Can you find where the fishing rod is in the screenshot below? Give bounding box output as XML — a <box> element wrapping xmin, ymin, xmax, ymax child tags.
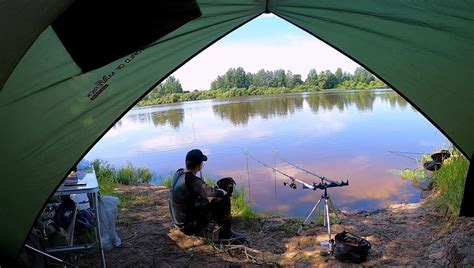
<box><xmin>388</xmin><ymin>150</ymin><xmax>424</xmax><ymax>162</ymax></box>
<box><xmin>245</xmin><ymin>153</ymin><xmax>316</xmax><ymax>190</ymax></box>
<box><xmin>276</xmin><ymin>155</ymin><xmax>348</xmax><ymax>186</ymax></box>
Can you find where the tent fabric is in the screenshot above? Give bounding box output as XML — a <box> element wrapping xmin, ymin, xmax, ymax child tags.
<box><xmin>0</xmin><ymin>0</ymin><xmax>473</xmax><ymax>260</ymax></box>
<box><xmin>0</xmin><ymin>0</ymin><xmax>74</xmax><ymax>90</ymax></box>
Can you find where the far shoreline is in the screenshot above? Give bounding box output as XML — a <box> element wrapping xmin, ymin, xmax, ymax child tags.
<box><xmin>133</xmin><ymin>87</ymin><xmax>392</xmax><ymax>110</ymax></box>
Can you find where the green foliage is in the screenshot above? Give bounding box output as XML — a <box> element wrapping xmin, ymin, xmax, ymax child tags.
<box><xmin>400</xmin><ymin>168</ymin><xmax>429</xmax><ymax>180</ymax></box>
<box><xmin>116</xmin><ymin>162</ymin><xmax>152</xmax><ymax>185</ymax></box>
<box><xmin>137</xmin><ymin>85</ymin><xmax>322</xmax><ymax>106</ymax></box>
<box><xmin>211</xmin><ymin>67</ymin><xmax>250</xmax><ymax>89</ymax></box>
<box><xmin>211</xmin><ymin>67</ymin><xmax>308</xmax><ymax>90</ymax></box>
<box><xmin>92</xmin><ymin>159</ymin><xmax>152</xmax><ymax>186</ymax></box>
<box><xmin>92</xmin><ymin>159</ymin><xmax>116</xmax><ymax>182</ymax></box>
<box><xmin>318</xmin><ymin>70</ymin><xmax>338</xmax><ymax>89</ymax></box>
<box><xmin>160</xmin><ymin>173</ymin><xmax>174</xmax><ymax>188</ymax></box>
<box><xmin>137</xmin><ymin>66</ymin><xmax>387</xmax><ymax>107</ymax></box>
<box><xmin>231</xmin><ymin>186</ymin><xmax>256</xmax><ymax>226</ymax></box>
<box><xmin>305</xmin><ymin>68</ymin><xmax>319</xmax><ymax>86</ymax></box>
<box><xmin>143</xmin><ymin>76</ymin><xmax>183</xmax><ymax>100</ymax></box>
<box><xmin>288</xmin><ymin>73</ymin><xmax>303</xmax><ymax>87</ymax></box>
<box><xmin>353</xmin><ymin>67</ymin><xmax>375</xmax><ymax>84</ymax></box>
<box><xmin>92</xmin><ymin>159</ymin><xmax>117</xmax><ymax>195</ymax></box>
<box><xmin>335</xmin><ymin>67</ymin><xmax>343</xmax><ymax>84</ymax></box>
<box><xmin>431</xmin><ymin>149</ymin><xmax>469</xmax><ymax>217</ymax></box>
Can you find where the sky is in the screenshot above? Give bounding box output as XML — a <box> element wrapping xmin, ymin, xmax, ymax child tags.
<box><xmin>172</xmin><ymin>14</ymin><xmax>360</xmax><ymax>91</ymax></box>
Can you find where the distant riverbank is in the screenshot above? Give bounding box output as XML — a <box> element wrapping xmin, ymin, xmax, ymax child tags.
<box><xmin>137</xmin><ymin>66</ymin><xmax>387</xmax><ymax>107</ymax></box>
<box><xmin>137</xmin><ymin>84</ymin><xmax>387</xmax><ymax>107</ymax></box>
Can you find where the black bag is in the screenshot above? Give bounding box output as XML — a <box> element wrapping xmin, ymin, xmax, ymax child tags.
<box><xmin>55</xmin><ymin>196</ymin><xmax>76</xmax><ymax>229</ymax></box>
<box><xmin>333</xmin><ymin>231</ymin><xmax>371</xmax><ymax>263</ymax></box>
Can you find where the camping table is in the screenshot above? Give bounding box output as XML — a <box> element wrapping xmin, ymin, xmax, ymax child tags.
<box><xmin>46</xmin><ymin>168</ymin><xmax>106</xmax><ymax>267</ymax></box>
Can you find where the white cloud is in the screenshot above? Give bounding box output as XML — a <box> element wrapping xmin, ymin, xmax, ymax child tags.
<box><xmin>172</xmin><ymin>35</ymin><xmax>359</xmax><ymax>91</ymax></box>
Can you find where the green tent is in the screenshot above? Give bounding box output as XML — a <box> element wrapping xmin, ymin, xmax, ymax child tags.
<box><xmin>1</xmin><ymin>0</ymin><xmax>473</xmax><ymax>261</ymax></box>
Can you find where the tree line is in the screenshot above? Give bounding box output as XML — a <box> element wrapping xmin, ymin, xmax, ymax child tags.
<box><xmin>210</xmin><ymin>67</ymin><xmax>383</xmax><ymax>90</ymax></box>
<box><xmin>139</xmin><ymin>67</ymin><xmax>387</xmax><ymax>106</ymax></box>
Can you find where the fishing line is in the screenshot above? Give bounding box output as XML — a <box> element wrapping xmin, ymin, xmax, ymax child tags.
<box><xmin>246</xmin><ymin>152</ymin><xmax>315</xmax><ymax>190</ymax></box>
<box><xmin>389</xmin><ymin>151</ymin><xmax>424</xmax><ymax>155</ymax></box>
<box><xmin>276</xmin><ymin>153</ymin><xmax>340</xmax><ymax>184</ymax></box>
<box><xmin>245</xmin><ymin>152</ymin><xmax>252</xmax><ymax>201</ymax></box>
<box><xmin>272</xmin><ymin>148</ymin><xmax>278</xmax><ymax>214</ymax></box>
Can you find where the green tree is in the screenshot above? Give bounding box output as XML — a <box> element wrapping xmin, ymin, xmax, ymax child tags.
<box><xmin>251</xmin><ymin>69</ymin><xmax>273</xmax><ymax>87</ymax></box>
<box><xmin>211</xmin><ymin>67</ymin><xmax>250</xmax><ymax>89</ymax></box>
<box><xmin>160</xmin><ymin>76</ymin><xmax>183</xmax><ymax>95</ymax></box>
<box><xmin>305</xmin><ymin>69</ymin><xmax>319</xmax><ymax>87</ymax></box>
<box><xmin>227</xmin><ymin>67</ymin><xmax>250</xmax><ymax>89</ymax></box>
<box><xmin>210</xmin><ymin>75</ymin><xmax>225</xmax><ymax>90</ymax></box>
<box><xmin>285</xmin><ymin>70</ymin><xmax>303</xmax><ymax>88</ymax></box>
<box><xmin>318</xmin><ymin>70</ymin><xmax>337</xmax><ymax>89</ymax></box>
<box><xmin>335</xmin><ymin>68</ymin><xmax>343</xmax><ymax>85</ymax></box>
<box><xmin>145</xmin><ymin>76</ymin><xmax>183</xmax><ymax>99</ymax></box>
<box><xmin>270</xmin><ymin>69</ymin><xmax>287</xmax><ymax>87</ymax></box>
<box><xmin>342</xmin><ymin>71</ymin><xmax>352</xmax><ymax>82</ymax></box>
<box><xmin>353</xmin><ymin>67</ymin><xmax>374</xmax><ymax>83</ymax></box>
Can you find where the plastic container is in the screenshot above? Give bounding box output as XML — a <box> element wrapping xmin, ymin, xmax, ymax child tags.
<box><xmin>320</xmin><ymin>240</ymin><xmax>332</xmax><ymax>256</ymax></box>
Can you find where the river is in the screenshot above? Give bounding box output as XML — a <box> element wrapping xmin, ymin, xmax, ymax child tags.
<box><xmin>86</xmin><ymin>89</ymin><xmax>448</xmax><ymax>216</ymax></box>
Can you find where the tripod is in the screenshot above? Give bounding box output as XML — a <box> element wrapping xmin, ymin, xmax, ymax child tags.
<box><xmin>245</xmin><ymin>153</ymin><xmax>347</xmax><ymax>241</ymax></box>
<box><xmin>297</xmin><ymin>186</ymin><xmax>339</xmax><ymax>241</ymax></box>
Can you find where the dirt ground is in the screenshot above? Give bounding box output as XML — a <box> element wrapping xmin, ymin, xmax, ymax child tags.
<box><xmin>73</xmin><ymin>185</ymin><xmax>474</xmax><ymax>267</ymax></box>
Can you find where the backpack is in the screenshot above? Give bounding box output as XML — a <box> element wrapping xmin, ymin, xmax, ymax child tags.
<box><xmin>333</xmin><ymin>231</ymin><xmax>371</xmax><ymax>263</ymax></box>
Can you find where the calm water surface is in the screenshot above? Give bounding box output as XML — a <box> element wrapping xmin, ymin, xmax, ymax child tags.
<box><xmin>86</xmin><ymin>89</ymin><xmax>448</xmax><ymax>216</ymax></box>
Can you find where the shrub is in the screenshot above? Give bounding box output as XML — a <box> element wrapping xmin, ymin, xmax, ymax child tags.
<box><xmin>431</xmin><ymin>149</ymin><xmax>469</xmax><ymax>217</ymax></box>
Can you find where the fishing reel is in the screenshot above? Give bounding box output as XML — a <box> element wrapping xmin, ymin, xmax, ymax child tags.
<box><xmin>283</xmin><ymin>181</ymin><xmax>297</xmax><ymax>189</ymax></box>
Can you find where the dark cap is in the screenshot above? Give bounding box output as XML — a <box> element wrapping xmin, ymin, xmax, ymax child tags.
<box><xmin>185</xmin><ymin>149</ymin><xmax>207</xmax><ymax>166</ymax></box>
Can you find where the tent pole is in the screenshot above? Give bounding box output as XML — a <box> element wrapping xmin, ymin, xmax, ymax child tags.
<box><xmin>459</xmin><ymin>155</ymin><xmax>473</xmax><ymax>217</ymax></box>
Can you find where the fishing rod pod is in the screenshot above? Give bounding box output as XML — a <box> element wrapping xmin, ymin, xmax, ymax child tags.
<box><xmin>247</xmin><ymin>152</ymin><xmax>347</xmax><ymax>242</ymax></box>
<box><xmin>312</xmin><ymin>179</ymin><xmax>349</xmax><ymax>190</ymax></box>
<box><xmin>277</xmin><ymin>155</ymin><xmax>349</xmax><ymax>188</ymax></box>
<box><xmin>247</xmin><ymin>153</ymin><xmax>349</xmax><ymax>191</ymax></box>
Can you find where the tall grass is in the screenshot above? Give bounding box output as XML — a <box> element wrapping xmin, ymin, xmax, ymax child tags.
<box><xmin>431</xmin><ymin>150</ymin><xmax>469</xmax><ymax>217</ymax></box>
<box><xmin>231</xmin><ymin>186</ymin><xmax>256</xmax><ymax>226</ymax></box>
<box><xmin>116</xmin><ymin>162</ymin><xmax>152</xmax><ymax>185</ymax></box>
<box><xmin>92</xmin><ymin>159</ymin><xmax>152</xmax><ymax>186</ymax></box>
<box><xmin>92</xmin><ymin>159</ymin><xmax>117</xmax><ymax>195</ymax></box>
<box><xmin>161</xmin><ymin>173</ymin><xmax>173</xmax><ymax>188</ymax></box>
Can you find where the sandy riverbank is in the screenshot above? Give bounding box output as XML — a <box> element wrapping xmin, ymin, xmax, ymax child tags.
<box><xmin>74</xmin><ymin>185</ymin><xmax>473</xmax><ymax>267</ymax></box>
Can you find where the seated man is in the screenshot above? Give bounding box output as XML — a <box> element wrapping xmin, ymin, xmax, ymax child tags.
<box><xmin>169</xmin><ymin>149</ymin><xmax>244</xmax><ymax>241</ymax></box>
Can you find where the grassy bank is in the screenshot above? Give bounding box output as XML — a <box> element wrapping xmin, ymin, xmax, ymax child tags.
<box><xmin>398</xmin><ymin>148</ymin><xmax>470</xmax><ymax>218</ymax></box>
<box><xmin>93</xmin><ymin>159</ymin><xmax>153</xmax><ymax>207</ymax></box>
<box><xmin>431</xmin><ymin>149</ymin><xmax>470</xmax><ymax>218</ymax></box>
<box><xmin>93</xmin><ymin>159</ymin><xmax>152</xmax><ymax>185</ymax></box>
